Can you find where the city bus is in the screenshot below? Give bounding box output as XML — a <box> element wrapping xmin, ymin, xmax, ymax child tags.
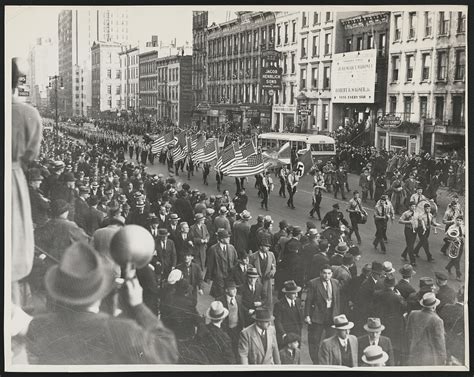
<box><xmin>258</xmin><ymin>132</ymin><xmax>336</xmax><ymax>162</ymax></box>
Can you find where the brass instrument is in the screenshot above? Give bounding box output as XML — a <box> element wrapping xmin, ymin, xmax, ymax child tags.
<box><xmin>446</xmin><ymin>228</ymin><xmax>461</xmax><ymax>259</ymax></box>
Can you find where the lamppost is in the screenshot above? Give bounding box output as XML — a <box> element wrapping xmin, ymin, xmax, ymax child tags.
<box><xmin>48</xmin><ymin>75</ymin><xmax>63</xmax><ymax>134</ymax></box>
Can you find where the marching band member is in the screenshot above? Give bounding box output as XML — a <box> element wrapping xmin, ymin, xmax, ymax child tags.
<box><xmin>399</xmin><ymin>202</ymin><xmax>419</xmax><ymax>267</ymax></box>
<box><xmin>309</xmin><ymin>183</ymin><xmax>325</xmax><ymax>220</ymax></box>
<box><xmin>440</xmin><ymin>195</ymin><xmax>463</xmax><ymax>256</ymax></box>
<box><xmin>445</xmin><ymin>216</ymin><xmax>465</xmax><ymax>281</ymax></box>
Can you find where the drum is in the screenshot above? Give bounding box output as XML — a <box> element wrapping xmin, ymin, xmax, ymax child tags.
<box><xmin>415</xmin><ymin>200</ymin><xmax>438</xmax><ymax>217</ymax></box>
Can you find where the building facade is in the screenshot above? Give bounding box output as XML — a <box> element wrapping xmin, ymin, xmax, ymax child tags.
<box><xmin>119</xmin><ymin>46</ymin><xmax>140</xmax><ymax>112</ymax></box>
<box><xmin>157</xmin><ymin>55</ymin><xmax>193</xmax><ymax>126</ymax></box>
<box><xmin>206</xmin><ymin>11</ymin><xmax>276</xmax><ymax>131</ymax></box>
<box><xmin>380</xmin><ymin>10</ymin><xmax>466</xmax><ymax>155</ymax></box>
<box><xmin>272</xmin><ymin>12</ymin><xmax>300</xmax><ymax>132</ymax></box>
<box><xmin>138</xmin><ymin>50</ymin><xmax>158</xmax><ymax>119</ymax></box>
<box><xmin>192</xmin><ymin>11</ymin><xmax>209</xmax><ymax>125</ymax></box>
<box><xmin>91</xmin><ymin>41</ymin><xmax>123</xmax><ymax>115</ymax></box>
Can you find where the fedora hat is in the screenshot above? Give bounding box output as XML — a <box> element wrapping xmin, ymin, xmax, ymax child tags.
<box><xmin>194</xmin><ymin>213</ymin><xmax>205</xmax><ymax>221</ymax></box>
<box><xmin>157</xmin><ymin>228</ymin><xmax>169</xmax><ymax>237</ymax></box>
<box><xmin>399</xmin><ymin>264</ymin><xmax>416</xmax><ymax>278</ymax></box>
<box><xmin>361</xmin><ymin>345</ymin><xmax>389</xmax><ymax>365</ymax></box>
<box><xmin>336</xmin><ymin>242</ymin><xmax>349</xmax><ymax>254</ymax></box>
<box><xmin>224</xmin><ymin>280</ymin><xmax>239</xmax><ymax>290</ymax></box>
<box><xmin>167</xmin><ymin>269</ymin><xmax>183</xmax><ymax>285</ymax></box>
<box><xmin>252</xmin><ymin>307</ymin><xmax>274</xmax><ymax>322</ymax></box>
<box><xmin>382</xmin><ymin>261</ymin><xmax>395</xmax><ymax>274</ymax></box>
<box><xmin>206</xmin><ymin>301</ymin><xmax>229</xmax><ymax>321</ymax></box>
<box><xmin>217</xmin><ymin>229</ymin><xmax>230</xmax><ymax>239</ymax></box>
<box><xmin>247</xmin><ymin>267</ymin><xmax>259</xmax><ymax>278</ymax></box>
<box><xmin>63</xmin><ymin>172</ymin><xmax>76</xmax><ymax>182</ymax></box>
<box><xmin>282</xmin><ymin>280</ymin><xmax>301</xmax><ymax>293</ymax></box>
<box><xmin>371</xmin><ymin>261</ymin><xmax>384</xmax><ymax>275</ymax></box>
<box><xmin>364</xmin><ymin>317</ymin><xmax>385</xmax><ymax>333</ymax></box>
<box><xmin>240</xmin><ymin>210</ymin><xmax>252</xmax><ymax>220</ymax></box>
<box><xmin>52</xmin><ymin>160</ymin><xmax>65</xmax><ymax>170</ymax></box>
<box><xmin>169</xmin><ymin>213</ymin><xmax>180</xmax><ymax>221</ymax></box>
<box><xmin>331</xmin><ymin>314</ymin><xmax>354</xmax><ymax>330</ymax></box>
<box><xmin>51</xmin><ymin>199</ymin><xmax>70</xmax><ymax>217</ymax></box>
<box><xmin>44</xmin><ymin>242</ymin><xmax>115</xmax><ymax>306</ymax></box>
<box><xmin>219</xmin><ymin>206</ymin><xmax>228</xmax><ymax>214</ymax></box>
<box><xmin>420</xmin><ymin>292</ymin><xmax>440</xmax><ymax>308</ymax></box>
<box><xmin>263</xmin><ymin>215</ymin><xmax>273</xmax><ymax>224</ymax></box>
<box><xmin>205</xmin><ymin>208</ymin><xmax>215</xmax><ymax>216</ymax></box>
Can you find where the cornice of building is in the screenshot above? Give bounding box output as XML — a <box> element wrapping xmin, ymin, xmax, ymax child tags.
<box><xmin>340</xmin><ymin>11</ymin><xmax>390</xmax><ymax>29</ymax></box>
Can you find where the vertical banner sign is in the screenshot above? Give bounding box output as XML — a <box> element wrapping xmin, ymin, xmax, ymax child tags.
<box><xmin>261</xmin><ymin>66</ymin><xmax>283</xmax><ymax>90</ymax></box>
<box><xmin>332</xmin><ymin>49</ymin><xmax>377</xmax><ymax>103</ymax></box>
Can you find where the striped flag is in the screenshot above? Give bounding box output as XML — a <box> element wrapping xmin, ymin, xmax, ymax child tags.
<box><xmin>226</xmin><ymin>153</ymin><xmax>265</xmax><ymax>177</ymax></box>
<box><xmin>151</xmin><ymin>131</ymin><xmax>174</xmax><ymax>154</ymax></box>
<box><xmin>192</xmin><ymin>136</ymin><xmax>206</xmax><ymax>161</ymax></box>
<box><xmin>215</xmin><ymin>142</ymin><xmax>237</xmax><ymax>172</ymax></box>
<box><xmin>172</xmin><ymin>133</ymin><xmax>187</xmax><ymax>162</ymax></box>
<box><xmin>187</xmin><ymin>134</ymin><xmax>198</xmax><ymax>153</ymax></box>
<box><xmin>239</xmin><ymin>140</ymin><xmax>257</xmax><ymax>160</ymax></box>
<box><xmin>198</xmin><ymin>138</ymin><xmax>218</xmax><ymax>163</ymax></box>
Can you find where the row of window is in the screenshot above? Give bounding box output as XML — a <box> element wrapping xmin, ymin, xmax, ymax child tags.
<box><xmin>300</xmin><ymin>32</ymin><xmax>332</xmax><ymax>59</ymax></box>
<box><xmin>391</xmin><ymin>49</ymin><xmax>465</xmax><ymax>83</ymax></box>
<box><xmin>157</xmin><ymin>67</ymin><xmax>180</xmax><ymax>82</ymax></box>
<box><xmin>344</xmin><ymin>33</ymin><xmax>386</xmax><ymax>55</ymax></box>
<box><xmin>299</xmin><ymin>65</ymin><xmax>332</xmax><ymax>90</ymax></box>
<box><xmin>208</xmin><ymin>57</ymin><xmax>268</xmax><ymax>81</ymax></box>
<box><xmin>207</xmin><ymin>84</ymin><xmax>272</xmax><ymax>105</ymax></box>
<box><xmin>393</xmin><ymin>11</ymin><xmax>466</xmax><ymax>42</ymax></box>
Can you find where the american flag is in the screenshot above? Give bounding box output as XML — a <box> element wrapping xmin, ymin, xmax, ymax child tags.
<box><xmin>215</xmin><ymin>142</ymin><xmax>237</xmax><ymax>172</ymax></box>
<box><xmin>151</xmin><ymin>131</ymin><xmax>174</xmax><ymax>154</ymax></box>
<box><xmin>239</xmin><ymin>140</ymin><xmax>257</xmax><ymax>159</ymax></box>
<box><xmin>187</xmin><ymin>134</ymin><xmax>198</xmax><ymax>153</ymax></box>
<box><xmin>197</xmin><ymin>138</ymin><xmax>217</xmax><ymax>163</ymax></box>
<box><xmin>226</xmin><ymin>153</ymin><xmax>265</xmax><ymax>177</ymax></box>
<box><xmin>221</xmin><ymin>140</ymin><xmax>255</xmax><ymax>174</ymax></box>
<box><xmin>172</xmin><ymin>144</ymin><xmax>187</xmax><ymax>162</ymax></box>
<box><xmin>192</xmin><ymin>136</ymin><xmax>206</xmax><ymax>161</ymax></box>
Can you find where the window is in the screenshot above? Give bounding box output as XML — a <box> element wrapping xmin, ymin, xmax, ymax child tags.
<box><xmin>302</xmin><ymin>12</ymin><xmax>308</xmax><ymax>27</ymax></box>
<box><xmin>300</xmin><ymin>68</ymin><xmax>307</xmax><ymax>89</ymax></box>
<box><xmin>107</xmin><ymin>85</ymin><xmax>112</xmax><ymax>94</ymax></box>
<box><xmin>392</xmin><ymin>56</ymin><xmax>400</xmax><ymax>81</ymax></box>
<box><xmin>282</xmin><ymin>84</ymin><xmax>286</xmax><ymax>104</ymax></box>
<box><xmin>394</xmin><ymin>14</ymin><xmax>402</xmax><ymax>41</ymax></box>
<box><xmin>356</xmin><ymin>37</ymin><xmax>363</xmax><ymax>51</ymax></box>
<box><xmin>323</xmin><ymin>66</ymin><xmax>330</xmax><ymax>88</ymax></box>
<box><xmin>345</xmin><ymin>38</ymin><xmax>352</xmax><ymax>52</ymax></box>
<box><xmin>419</xmin><ymin>96</ymin><xmax>428</xmax><ymax>118</ymax></box>
<box><xmin>290</xmin><ymin>84</ymin><xmax>294</xmax><ymax>104</ymax></box>
<box><xmin>403</xmin><ymin>96</ymin><xmax>412</xmax><ymax>121</ymax></box>
<box><xmin>438</xmin><ymin>12</ymin><xmax>449</xmax><ymax>35</ymax></box>
<box><xmin>324</xmin><ymin>33</ymin><xmax>331</xmax><ymax>55</ymax></box>
<box><xmin>437</xmin><ymin>51</ymin><xmax>447</xmax><ymax>80</ymax></box>
<box><xmin>283</xmin><ymin>53</ymin><xmax>288</xmax><ymax>74</ymax></box>
<box><xmin>378</xmin><ymin>33</ymin><xmax>386</xmax><ymax>56</ymax></box>
<box><xmin>326</xmin><ymin>12</ymin><xmax>331</xmax><ymax>22</ymax></box>
<box><xmin>311</xmin><ymin>66</ymin><xmax>318</xmax><ymax>88</ymax></box>
<box><xmin>116</xmin><ymin>85</ymin><xmax>120</xmax><ymax>95</ymax></box>
<box><xmin>108</xmin><ymin>99</ymin><xmax>112</xmax><ymax>107</ymax></box>
<box><xmin>406</xmin><ymin>55</ymin><xmax>414</xmax><ymax>81</ymax></box>
<box><xmin>435</xmin><ymin>96</ymin><xmax>444</xmax><ymax>120</ymax></box>
<box><xmin>292</xmin><ymin>21</ymin><xmax>296</xmax><ymax>43</ymax></box>
<box><xmin>107</xmin><ymin>69</ymin><xmax>112</xmax><ymax>78</ymax></box>
<box><xmin>312</xmin><ymin>35</ymin><xmax>319</xmax><ymax>56</ymax></box>
<box><xmin>452</xmin><ymin>96</ymin><xmax>464</xmax><ymax>126</ymax></box>
<box><xmin>389</xmin><ymin>96</ymin><xmax>397</xmax><ymax>114</ymax></box>
<box><xmin>455</xmin><ymin>49</ymin><xmax>465</xmax><ymax>80</ymax></box>
<box><xmin>301</xmin><ymin>37</ymin><xmax>307</xmax><ymax>58</ymax></box>
<box><xmin>291</xmin><ymin>53</ymin><xmax>295</xmax><ymax>73</ymax></box>
<box><xmin>277</xmin><ymin>25</ymin><xmax>281</xmax><ymax>45</ymax></box>
<box><xmin>261</xmin><ymin>27</ymin><xmax>267</xmax><ymax>45</ymax></box>
<box><xmin>367</xmin><ymin>35</ymin><xmax>373</xmax><ymax>49</ymax></box>
<box><xmin>408</xmin><ymin>12</ymin><xmax>417</xmax><ymax>39</ymax></box>
<box><xmin>422</xmin><ymin>53</ymin><xmax>431</xmax><ymax>80</ymax></box>
<box><xmin>457</xmin><ymin>12</ymin><xmax>466</xmax><ymax>33</ymax></box>
<box><xmin>313</xmin><ymin>12</ymin><xmax>319</xmax><ymax>25</ymax></box>
<box><xmin>322</xmin><ymin>104</ymin><xmax>329</xmax><ymax>129</ymax></box>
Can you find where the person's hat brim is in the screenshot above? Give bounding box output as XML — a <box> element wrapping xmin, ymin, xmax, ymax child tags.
<box><xmin>331</xmin><ymin>322</ymin><xmax>354</xmax><ymax>330</ymax></box>
<box><xmin>205</xmin><ymin>306</ymin><xmax>229</xmax><ymax>320</ymax></box>
<box><xmin>363</xmin><ymin>323</ymin><xmax>385</xmax><ymax>332</ymax></box>
<box><xmin>362</xmin><ymin>351</ymin><xmax>389</xmax><ymax>365</ymax></box>
<box><xmin>419</xmin><ymin>297</ymin><xmax>441</xmax><ymax>308</ymax></box>
<box><xmin>251</xmin><ymin>313</ymin><xmax>274</xmax><ymax>322</ymax></box>
<box><xmin>282</xmin><ymin>286</ymin><xmax>302</xmax><ymax>293</ymax></box>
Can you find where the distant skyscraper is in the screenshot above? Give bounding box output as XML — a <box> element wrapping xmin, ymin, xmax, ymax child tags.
<box><xmin>57</xmin><ymin>8</ymin><xmax>129</xmax><ymax>117</ymax></box>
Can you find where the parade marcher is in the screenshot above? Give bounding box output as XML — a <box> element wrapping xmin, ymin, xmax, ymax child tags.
<box><xmin>321</xmin><ymin>203</ymin><xmax>349</xmax><ymax>230</ymax></box>
<box><xmin>334</xmin><ymin>165</ymin><xmax>347</xmax><ymax>200</ymax></box>
<box><xmin>413</xmin><ymin>203</ymin><xmax>441</xmax><ymax>262</ymax></box>
<box><xmin>318</xmin><ymin>314</ymin><xmax>358</xmax><ymax>367</ymax></box>
<box><xmin>309</xmin><ymin>182</ymin><xmax>324</xmax><ymax>220</ymax></box>
<box><xmin>405</xmin><ymin>292</ymin><xmax>446</xmax><ymax>366</ymax></box>
<box><xmin>286</xmin><ymin>170</ymin><xmax>298</xmax><ymax>209</ymax></box>
<box><xmin>273</xmin><ymin>280</ymin><xmax>303</xmax><ymax>348</ymax></box>
<box><xmin>374</xmin><ymin>174</ymin><xmax>387</xmax><ymax>202</ymax></box>
<box><xmin>205</xmin><ymin>229</ymin><xmax>238</xmax><ymax>298</ymax></box>
<box><xmin>26</xmin><ymin>242</ymin><xmax>178</xmax><ymax>364</ymax></box>
<box><xmin>399</xmin><ymin>201</ymin><xmax>419</xmax><ymax>266</ymax></box>
<box><xmin>372</xmin><ymin>195</ymin><xmax>391</xmax><ymax>253</ymax></box>
<box><xmin>395</xmin><ymin>264</ymin><xmax>417</xmax><ymax>300</ymax></box>
<box><xmin>305</xmin><ymin>264</ymin><xmax>341</xmax><ymax>364</ymax></box>
<box><xmin>238</xmin><ymin>307</ymin><xmax>281</xmax><ymax>365</ymax></box>
<box><xmin>189</xmin><ymin>213</ymin><xmax>210</xmax><ymax>274</ymax></box>
<box><xmin>279</xmin><ymin>333</ymin><xmax>301</xmax><ymax>364</ymax></box>
<box><xmin>358</xmin><ymin>168</ymin><xmax>372</xmax><ymax>203</ymax></box>
<box><xmin>440</xmin><ymin>195</ymin><xmax>463</xmax><ymax>255</ymax></box>
<box><xmin>444</xmin><ymin>215</ymin><xmax>464</xmax><ymax>281</ymax></box>
<box><xmin>248</xmin><ymin>214</ymin><xmax>264</xmax><ymax>253</ymax></box>
<box><xmin>434</xmin><ymin>271</ymin><xmax>456</xmax><ymax>313</ymax></box>
<box><xmin>233</xmin><ymin>210</ymin><xmax>251</xmax><ymax>258</ymax></box>
<box><xmin>439</xmin><ymin>287</ymin><xmax>464</xmax><ymax>365</ymax></box>
<box><xmin>260</xmin><ymin>171</ymin><xmax>273</xmax><ymax>211</ymax></box>
<box><xmin>278</xmin><ymin>166</ymin><xmax>288</xmax><ymax>198</ymax></box>
<box><xmin>357</xmin><ymin>318</ymin><xmax>394</xmax><ymax>366</ymax></box>
<box><xmin>347</xmin><ymin>191</ymin><xmax>366</xmax><ymax>245</ymax></box>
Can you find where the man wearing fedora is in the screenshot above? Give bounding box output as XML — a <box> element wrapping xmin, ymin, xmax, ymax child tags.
<box><xmin>354</xmin><ymin>261</ymin><xmax>383</xmax><ymax>326</ymax></box>
<box><xmin>273</xmin><ymin>280</ymin><xmax>304</xmax><ymax>348</ymax></box>
<box><xmin>238</xmin><ymin>307</ymin><xmax>281</xmax><ymax>364</ymax></box>
<box><xmin>371</xmin><ymin>274</ymin><xmax>406</xmax><ymax>365</ymax></box>
<box><xmin>155</xmin><ymin>228</ymin><xmax>177</xmax><ymax>282</ymax></box>
<box><xmin>230</xmin><ymin>255</ymin><xmax>250</xmax><ymax>289</ymax></box>
<box><xmin>434</xmin><ymin>271</ymin><xmax>456</xmax><ymax>312</ymax></box>
<box><xmin>74</xmin><ymin>185</ymin><xmax>91</xmax><ymax>231</ymax></box>
<box><xmin>174</xmin><ymin>221</ymin><xmax>194</xmax><ymax>264</ymax></box>
<box><xmin>357</xmin><ymin>318</ymin><xmax>394</xmax><ymax>366</ymax></box>
<box><xmin>249</xmin><ymin>239</ymin><xmax>276</xmax><ymax>307</ymax></box>
<box><xmin>276</xmin><ymin>226</ymin><xmax>303</xmax><ymax>295</ymax></box>
<box><xmin>176</xmin><ymin>248</ymin><xmax>204</xmax><ymax>305</ymax></box>
<box><xmin>395</xmin><ymin>264</ymin><xmax>417</xmax><ymax>300</ymax></box>
<box><xmin>206</xmin><ymin>229</ymin><xmax>238</xmax><ymax>298</ymax></box>
<box><xmin>305</xmin><ymin>264</ymin><xmax>341</xmax><ymax>364</ymax></box>
<box><xmin>439</xmin><ymin>287</ymin><xmax>464</xmax><ymax>365</ymax></box>
<box><xmin>329</xmin><ymin>242</ymin><xmax>349</xmax><ymax>267</ymax></box>
<box><xmin>308</xmin><ymin>239</ymin><xmax>330</xmax><ymax>281</ymax></box>
<box><xmin>361</xmin><ymin>345</ymin><xmax>389</xmax><ymax>367</ymax></box>
<box><xmin>26</xmin><ymin>242</ymin><xmax>178</xmax><ymax>364</ymax></box>
<box><xmin>196</xmin><ymin>301</ymin><xmax>236</xmax><ymax>364</ymax></box>
<box><xmin>406</xmin><ymin>292</ymin><xmax>446</xmax><ymax>366</ymax></box>
<box><xmin>189</xmin><ymin>213</ymin><xmax>210</xmax><ymax>273</ymax></box>
<box><xmin>218</xmin><ymin>280</ymin><xmax>246</xmax><ymax>357</ymax></box>
<box><xmin>318</xmin><ymin>314</ymin><xmax>358</xmax><ymax>367</ymax></box>
<box><xmin>28</xmin><ymin>168</ymin><xmax>50</xmax><ymax>229</ymax></box>
<box><xmin>214</xmin><ymin>206</ymin><xmax>232</xmax><ymax>235</ymax></box>
<box><xmin>240</xmin><ymin>267</ymin><xmax>266</xmax><ymax>326</ymax></box>
<box><xmin>85</xmin><ymin>196</ymin><xmax>106</xmax><ymax>236</ymax></box>
<box><xmin>406</xmin><ymin>277</ymin><xmax>436</xmax><ymax>314</ymax></box>
<box><xmin>322</xmin><ymin>203</ymin><xmax>349</xmax><ymax>229</ymax></box>
<box><xmin>167</xmin><ymin>213</ymin><xmax>181</xmax><ymax>243</ymax></box>
<box><xmin>233</xmin><ymin>210</ymin><xmax>252</xmax><ymax>258</ymax></box>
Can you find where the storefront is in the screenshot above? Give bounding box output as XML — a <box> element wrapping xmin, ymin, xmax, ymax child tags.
<box><xmin>375</xmin><ymin>117</ymin><xmax>421</xmax><ymax>154</ymax></box>
<box><xmin>422</xmin><ymin>123</ymin><xmax>465</xmax><ymax>158</ymax></box>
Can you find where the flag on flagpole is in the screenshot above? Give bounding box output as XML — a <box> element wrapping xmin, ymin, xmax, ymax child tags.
<box><xmin>277</xmin><ymin>142</ymin><xmax>291</xmax><ymax>164</ymax></box>
<box><xmin>151</xmin><ymin>131</ymin><xmax>174</xmax><ymax>154</ymax></box>
<box><xmin>187</xmin><ymin>134</ymin><xmax>198</xmax><ymax>153</ymax></box>
<box><xmin>215</xmin><ymin>142</ymin><xmax>237</xmax><ymax>171</ymax></box>
<box><xmin>221</xmin><ymin>140</ymin><xmax>255</xmax><ymax>173</ymax></box>
<box><xmin>192</xmin><ymin>136</ymin><xmax>206</xmax><ymax>161</ymax></box>
<box><xmin>172</xmin><ymin>132</ymin><xmax>187</xmax><ymax>162</ymax></box>
<box><xmin>294</xmin><ymin>148</ymin><xmax>313</xmax><ymax>179</ymax></box>
<box><xmin>226</xmin><ymin>153</ymin><xmax>265</xmax><ymax>177</ymax></box>
<box><xmin>199</xmin><ymin>138</ymin><xmax>218</xmax><ymax>163</ymax></box>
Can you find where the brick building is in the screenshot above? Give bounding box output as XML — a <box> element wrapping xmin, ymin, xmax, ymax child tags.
<box><xmin>138</xmin><ymin>50</ymin><xmax>158</xmax><ymax>119</ymax></box>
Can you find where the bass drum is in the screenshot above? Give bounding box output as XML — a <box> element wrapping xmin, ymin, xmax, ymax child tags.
<box><xmin>415</xmin><ymin>200</ymin><xmax>438</xmax><ymax>217</ymax></box>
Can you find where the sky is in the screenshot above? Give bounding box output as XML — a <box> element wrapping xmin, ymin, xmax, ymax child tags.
<box><xmin>5</xmin><ymin>6</ymin><xmax>231</xmax><ymax>61</ymax></box>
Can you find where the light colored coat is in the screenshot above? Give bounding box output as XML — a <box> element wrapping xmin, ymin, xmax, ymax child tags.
<box><xmin>238</xmin><ymin>323</ymin><xmax>281</xmax><ymax>364</ymax></box>
<box><xmin>249</xmin><ymin>250</ymin><xmax>276</xmax><ymax>307</ymax></box>
<box><xmin>318</xmin><ymin>334</ymin><xmax>358</xmax><ymax>367</ymax></box>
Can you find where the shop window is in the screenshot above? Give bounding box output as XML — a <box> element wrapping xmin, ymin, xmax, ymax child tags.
<box><xmin>356</xmin><ymin>37</ymin><xmax>363</xmax><ymax>51</ymax></box>
<box><xmin>345</xmin><ymin>38</ymin><xmax>352</xmax><ymax>52</ymax></box>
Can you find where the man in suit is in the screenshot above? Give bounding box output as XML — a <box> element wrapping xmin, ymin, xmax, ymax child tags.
<box><xmin>155</xmin><ymin>228</ymin><xmax>177</xmax><ymax>282</ymax></box>
<box><xmin>174</xmin><ymin>221</ymin><xmax>194</xmax><ymax>265</ymax></box>
<box><xmin>439</xmin><ymin>287</ymin><xmax>464</xmax><ymax>365</ymax></box>
<box><xmin>176</xmin><ymin>249</ymin><xmax>204</xmax><ymax>305</ymax></box>
<box><xmin>249</xmin><ymin>239</ymin><xmax>276</xmax><ymax>308</ymax></box>
<box><xmin>248</xmin><ymin>215</ymin><xmax>264</xmax><ymax>253</ymax></box>
<box><xmin>205</xmin><ymin>229</ymin><xmax>238</xmax><ymax>298</ymax></box>
<box><xmin>308</xmin><ymin>239</ymin><xmax>330</xmax><ymax>281</ymax></box>
<box><xmin>273</xmin><ymin>280</ymin><xmax>304</xmax><ymax>348</ymax></box>
<box><xmin>26</xmin><ymin>242</ymin><xmax>177</xmax><ymax>364</ymax></box>
<box><xmin>85</xmin><ymin>196</ymin><xmax>105</xmax><ymax>236</ymax></box>
<box><xmin>28</xmin><ymin>168</ymin><xmax>50</xmax><ymax>228</ymax></box>
<box><xmin>353</xmin><ymin>261</ymin><xmax>383</xmax><ymax>328</ymax></box>
<box><xmin>304</xmin><ymin>264</ymin><xmax>341</xmax><ymax>364</ymax></box>
<box><xmin>240</xmin><ymin>267</ymin><xmax>266</xmax><ymax>326</ymax></box>
<box><xmin>166</xmin><ymin>213</ymin><xmax>181</xmax><ymax>243</ymax></box>
<box><xmin>406</xmin><ymin>292</ymin><xmax>446</xmax><ymax>366</ymax></box>
<box><xmin>395</xmin><ymin>264</ymin><xmax>417</xmax><ymax>300</ymax></box>
<box><xmin>233</xmin><ymin>210</ymin><xmax>252</xmax><ymax>257</ymax></box>
<box><xmin>214</xmin><ymin>206</ymin><xmax>232</xmax><ymax>235</ymax></box>
<box><xmin>156</xmin><ymin>205</ymin><xmax>169</xmax><ymax>229</ymax></box>
<box><xmin>238</xmin><ymin>307</ymin><xmax>281</xmax><ymax>364</ymax></box>
<box><xmin>74</xmin><ymin>185</ymin><xmax>91</xmax><ymax>231</ymax></box>
<box><xmin>189</xmin><ymin>213</ymin><xmax>209</xmax><ymax>274</ymax></box>
<box><xmin>357</xmin><ymin>318</ymin><xmax>395</xmax><ymax>366</ymax></box>
<box><xmin>196</xmin><ymin>301</ymin><xmax>235</xmax><ymax>364</ymax></box>
<box><xmin>434</xmin><ymin>271</ymin><xmax>456</xmax><ymax>312</ymax></box>
<box><xmin>318</xmin><ymin>314</ymin><xmax>358</xmax><ymax>367</ymax></box>
<box><xmin>218</xmin><ymin>280</ymin><xmax>246</xmax><ymax>357</ymax></box>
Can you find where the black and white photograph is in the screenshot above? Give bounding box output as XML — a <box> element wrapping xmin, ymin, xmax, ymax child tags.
<box><xmin>5</xmin><ymin>5</ymin><xmax>468</xmax><ymax>371</ymax></box>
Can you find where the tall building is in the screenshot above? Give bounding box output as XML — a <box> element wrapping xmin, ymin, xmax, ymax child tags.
<box><xmin>57</xmin><ymin>9</ymin><xmax>128</xmax><ymax>117</ymax></box>
<box><xmin>157</xmin><ymin>55</ymin><xmax>193</xmax><ymax>126</ymax></box>
<box><xmin>91</xmin><ymin>41</ymin><xmax>123</xmax><ymax>115</ymax></box>
<box><xmin>192</xmin><ymin>11</ymin><xmax>209</xmax><ymax>125</ymax></box>
<box><xmin>205</xmin><ymin>11</ymin><xmax>276</xmax><ymax>131</ymax></box>
<box><xmin>28</xmin><ymin>37</ymin><xmax>58</xmax><ymax>110</ymax></box>
<box><xmin>272</xmin><ymin>12</ymin><xmax>300</xmax><ymax>132</ymax></box>
<box><xmin>381</xmin><ymin>9</ymin><xmax>466</xmax><ymax>155</ymax></box>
